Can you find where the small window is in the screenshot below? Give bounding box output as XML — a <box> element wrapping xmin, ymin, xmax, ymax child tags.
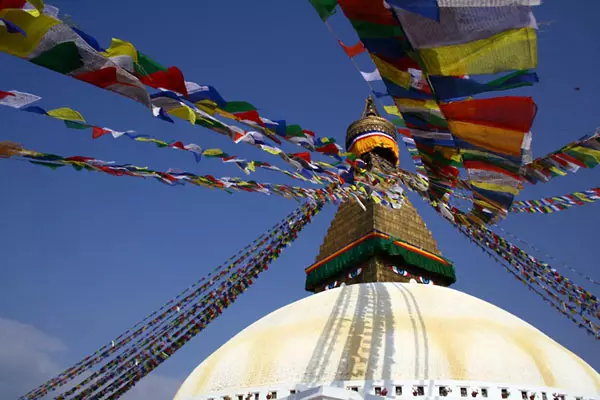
<box><xmin>481</xmin><ymin>389</ymin><xmax>488</xmax><ymax>398</ymax></box>
<box><xmin>395</xmin><ymin>386</ymin><xmax>402</xmax><ymax>396</ymax></box>
<box><xmin>417</xmin><ymin>387</ymin><xmax>425</xmax><ymax>396</ymax></box>
<box><xmin>350</xmin><ymin>387</ymin><xmax>359</xmax><ymax>392</ymax></box>
<box><xmin>439</xmin><ymin>387</ymin><xmax>449</xmax><ymax>397</ymax></box>
<box><xmin>575</xmin><ymin>397</ymin><xmax>583</xmax><ymax>400</ymax></box>
<box><xmin>237</xmin><ymin>396</ymin><xmax>243</xmax><ymax>400</ymax></box>
<box><xmin>254</xmin><ymin>393</ymin><xmax>259</xmax><ymax>400</ymax></box>
<box><xmin>269</xmin><ymin>392</ymin><xmax>277</xmax><ymax>400</ymax></box>
<box><xmin>542</xmin><ymin>394</ymin><xmax>547</xmax><ymax>400</ymax></box>
<box><xmin>461</xmin><ymin>388</ymin><xmax>468</xmax><ymax>397</ymax></box>
<box><xmin>522</xmin><ymin>392</ymin><xmax>528</xmax><ymax>400</ymax></box>
<box><xmin>501</xmin><ymin>389</ymin><xmax>509</xmax><ymax>399</ymax></box>
<box><xmin>290</xmin><ymin>390</ymin><xmax>296</xmax><ymax>395</ymax></box>
<box><xmin>375</xmin><ymin>387</ymin><xmax>382</xmax><ymax>395</ymax></box>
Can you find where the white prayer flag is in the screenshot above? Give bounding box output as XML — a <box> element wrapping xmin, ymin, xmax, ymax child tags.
<box><xmin>0</xmin><ymin>90</ymin><xmax>41</xmax><ymax>109</ymax></box>
<box><xmin>360</xmin><ymin>69</ymin><xmax>382</xmax><ymax>82</ymax></box>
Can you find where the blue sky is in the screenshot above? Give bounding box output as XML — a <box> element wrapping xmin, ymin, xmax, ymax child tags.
<box><xmin>0</xmin><ymin>1</ymin><xmax>599</xmax><ymax>398</ymax></box>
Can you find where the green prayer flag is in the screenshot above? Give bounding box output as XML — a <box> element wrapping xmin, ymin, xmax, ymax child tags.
<box><xmin>64</xmin><ymin>121</ymin><xmax>91</xmax><ymax>130</ymax></box>
<box><xmin>29</xmin><ymin>161</ymin><xmax>64</xmax><ymax>170</ymax></box>
<box><xmin>350</xmin><ymin>20</ymin><xmax>403</xmax><ymax>39</ymax></box>
<box><xmin>309</xmin><ymin>0</ymin><xmax>337</xmax><ymax>21</ymax></box>
<box><xmin>286</xmin><ymin>125</ymin><xmax>305</xmax><ymax>137</ymax></box>
<box><xmin>134</xmin><ymin>52</ymin><xmax>167</xmax><ymax>77</ymax></box>
<box><xmin>31</xmin><ymin>42</ymin><xmax>83</xmax><ymax>74</ymax></box>
<box><xmin>223</xmin><ymin>101</ymin><xmax>256</xmax><ymax>113</ymax></box>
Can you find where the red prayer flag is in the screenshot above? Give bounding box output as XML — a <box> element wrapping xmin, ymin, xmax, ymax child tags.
<box><xmin>291</xmin><ymin>152</ymin><xmax>312</xmax><ymax>163</ymax></box>
<box><xmin>92</xmin><ymin>127</ymin><xmax>110</xmax><ymax>139</ymax></box>
<box><xmin>397</xmin><ymin>128</ymin><xmax>411</xmax><ymax>137</ymax></box>
<box><xmin>440</xmin><ymin>97</ymin><xmax>537</xmax><ymax>132</ymax></box>
<box><xmin>0</xmin><ymin>0</ymin><xmax>26</xmax><ymax>11</ymax></box>
<box><xmin>316</xmin><ymin>143</ymin><xmax>340</xmax><ymax>155</ymax></box>
<box><xmin>169</xmin><ymin>141</ymin><xmax>186</xmax><ymax>150</ymax></box>
<box><xmin>76</xmin><ymin>68</ymin><xmax>119</xmax><ymax>89</ymax></box>
<box><xmin>234</xmin><ymin>110</ymin><xmax>264</xmax><ymax>126</ymax></box>
<box><xmin>0</xmin><ymin>90</ymin><xmax>15</xmax><ymax>101</ymax></box>
<box><xmin>139</xmin><ymin>66</ymin><xmax>188</xmax><ymax>96</ymax></box>
<box><xmin>65</xmin><ymin>156</ymin><xmax>93</xmax><ymax>162</ymax></box>
<box><xmin>338</xmin><ymin>40</ymin><xmax>366</xmax><ymax>58</ymax></box>
<box><xmin>337</xmin><ymin>0</ymin><xmax>397</xmax><ymax>25</ymax></box>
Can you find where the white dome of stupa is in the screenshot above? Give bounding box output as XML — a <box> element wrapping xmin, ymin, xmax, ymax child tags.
<box><xmin>174</xmin><ymin>283</ymin><xmax>600</xmax><ymax>400</ymax></box>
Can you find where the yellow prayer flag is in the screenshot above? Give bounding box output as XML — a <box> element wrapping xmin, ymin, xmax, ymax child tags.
<box><xmin>194</xmin><ymin>100</ymin><xmax>218</xmax><ymax>115</ymax></box>
<box><xmin>571</xmin><ymin>146</ymin><xmax>600</xmax><ymax>162</ymax></box>
<box><xmin>0</xmin><ymin>9</ymin><xmax>59</xmax><ymax>58</ymax></box>
<box><xmin>395</xmin><ymin>98</ymin><xmax>440</xmax><ymax>113</ymax></box>
<box><xmin>103</xmin><ymin>38</ymin><xmax>138</xmax><ymax>63</ymax></box>
<box><xmin>47</xmin><ymin>107</ymin><xmax>86</xmax><ymax>122</ymax></box>
<box><xmin>548</xmin><ymin>166</ymin><xmax>567</xmax><ymax>176</ymax></box>
<box><xmin>203</xmin><ymin>148</ymin><xmax>225</xmax><ymax>157</ymax></box>
<box><xmin>217</xmin><ymin>109</ymin><xmax>238</xmax><ymax>120</ymax></box>
<box><xmin>135</xmin><ymin>138</ymin><xmax>169</xmax><ymax>146</ymax></box>
<box><xmin>167</xmin><ymin>105</ymin><xmax>197</xmax><ymax>125</ymax></box>
<box><xmin>371</xmin><ymin>55</ymin><xmax>411</xmax><ymax>89</ymax></box>
<box><xmin>28</xmin><ymin>0</ymin><xmax>45</xmax><ymax>11</ymax></box>
<box><xmin>471</xmin><ymin>181</ymin><xmax>521</xmax><ymax>195</ymax></box>
<box><xmin>259</xmin><ymin>145</ymin><xmax>283</xmax><ymax>156</ymax></box>
<box><xmin>448</xmin><ymin>120</ymin><xmax>524</xmax><ymax>157</ymax></box>
<box><xmin>383</xmin><ymin>105</ymin><xmax>402</xmax><ymax>117</ymax></box>
<box><xmin>419</xmin><ymin>28</ymin><xmax>538</xmax><ymax>76</ymax></box>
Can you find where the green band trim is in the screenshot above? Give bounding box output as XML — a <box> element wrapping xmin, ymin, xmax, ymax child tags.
<box><xmin>306</xmin><ymin>236</ymin><xmax>456</xmax><ymax>289</ymax></box>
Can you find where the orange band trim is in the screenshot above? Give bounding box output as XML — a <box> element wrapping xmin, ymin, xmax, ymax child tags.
<box><xmin>305</xmin><ymin>231</ymin><xmax>449</xmax><ymax>274</ymax></box>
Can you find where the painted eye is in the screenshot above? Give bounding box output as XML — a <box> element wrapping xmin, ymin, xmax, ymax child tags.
<box><xmin>325</xmin><ymin>281</ymin><xmax>339</xmax><ymax>290</ymax></box>
<box><xmin>418</xmin><ymin>276</ymin><xmax>434</xmax><ymax>285</ymax></box>
<box><xmin>348</xmin><ymin>267</ymin><xmax>363</xmax><ymax>279</ymax></box>
<box><xmin>391</xmin><ymin>266</ymin><xmax>409</xmax><ymax>276</ymax></box>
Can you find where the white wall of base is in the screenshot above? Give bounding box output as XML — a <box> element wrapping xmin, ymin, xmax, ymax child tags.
<box><xmin>178</xmin><ymin>379</ymin><xmax>598</xmax><ymax>400</ymax></box>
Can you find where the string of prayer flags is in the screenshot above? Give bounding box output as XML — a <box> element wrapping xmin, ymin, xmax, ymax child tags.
<box><xmin>511</xmin><ymin>187</ymin><xmax>600</xmax><ymax>214</ymax></box>
<box><xmin>0</xmin><ymin>2</ymin><xmax>344</xmax><ymax>162</ymax></box>
<box><xmin>0</xmin><ymin>89</ymin><xmax>342</xmax><ymax>185</ymax></box>
<box><xmin>446</xmin><ymin>207</ymin><xmax>599</xmax><ymax>338</ymax></box>
<box><xmin>1</xmin><ymin>142</ymin><xmax>406</xmax><ymax>208</ymax></box>
<box><xmin>314</xmin><ymin>0</ymin><xmax>541</xmax><ymax>223</ymax></box>
<box><xmin>22</xmin><ymin>202</ymin><xmax>323</xmax><ymax>399</ymax></box>
<box><xmin>492</xmin><ymin>224</ymin><xmax>600</xmax><ymax>287</ymax></box>
<box><xmin>521</xmin><ymin>129</ymin><xmax>600</xmax><ymax>184</ymax></box>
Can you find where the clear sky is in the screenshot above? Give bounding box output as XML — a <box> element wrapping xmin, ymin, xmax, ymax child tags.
<box><xmin>0</xmin><ymin>1</ymin><xmax>599</xmax><ymax>399</ymax></box>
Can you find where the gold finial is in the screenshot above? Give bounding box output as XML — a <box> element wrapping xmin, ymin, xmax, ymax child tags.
<box><xmin>362</xmin><ymin>95</ymin><xmax>381</xmax><ymax>118</ymax></box>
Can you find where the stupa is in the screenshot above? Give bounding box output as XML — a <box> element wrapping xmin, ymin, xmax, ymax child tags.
<box><xmin>174</xmin><ymin>98</ymin><xmax>600</xmax><ymax>400</ymax></box>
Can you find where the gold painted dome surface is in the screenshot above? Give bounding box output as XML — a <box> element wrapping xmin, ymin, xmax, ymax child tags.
<box><xmin>175</xmin><ymin>283</ymin><xmax>600</xmax><ymax>398</ymax></box>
